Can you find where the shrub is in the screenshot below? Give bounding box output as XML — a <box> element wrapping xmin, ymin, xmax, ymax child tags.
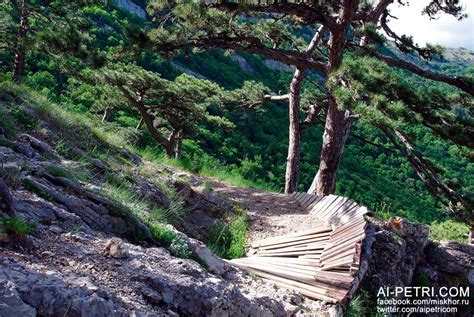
<box><xmin>45</xmin><ymin>164</ymin><xmax>75</xmax><ymax>180</ymax></box>
<box><xmin>430</xmin><ymin>219</ymin><xmax>469</xmax><ymax>243</ymax></box>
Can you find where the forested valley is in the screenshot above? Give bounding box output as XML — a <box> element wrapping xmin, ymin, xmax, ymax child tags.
<box><xmin>0</xmin><ymin>1</ymin><xmax>473</xmax><ymax>316</ymax></box>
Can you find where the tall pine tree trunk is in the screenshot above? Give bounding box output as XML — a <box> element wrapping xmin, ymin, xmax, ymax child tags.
<box><xmin>13</xmin><ymin>0</ymin><xmax>29</xmax><ymax>83</ymax></box>
<box><xmin>284</xmin><ymin>68</ymin><xmax>305</xmax><ymax>194</ymax></box>
<box><xmin>308</xmin><ymin>97</ymin><xmax>354</xmax><ymax>195</ymax></box>
<box><xmin>307</xmin><ymin>1</ymin><xmax>359</xmax><ymax>196</ymax></box>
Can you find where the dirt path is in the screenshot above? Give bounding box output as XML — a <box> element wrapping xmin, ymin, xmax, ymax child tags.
<box><xmin>206</xmin><ymin>180</ymin><xmax>325</xmax><ymax>243</ymax></box>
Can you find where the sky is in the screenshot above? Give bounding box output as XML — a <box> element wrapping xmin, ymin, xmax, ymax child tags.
<box><xmin>387</xmin><ymin>0</ymin><xmax>474</xmax><ymax>50</ymax></box>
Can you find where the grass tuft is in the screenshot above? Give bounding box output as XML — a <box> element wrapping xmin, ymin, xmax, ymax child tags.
<box><xmin>1</xmin><ymin>216</ymin><xmax>36</xmax><ymax>237</ymax></box>
<box><xmin>207</xmin><ymin>205</ymin><xmax>249</xmax><ymax>259</ymax></box>
<box><xmin>148</xmin><ymin>223</ymin><xmax>190</xmax><ymax>258</ymax></box>
<box><xmin>23</xmin><ymin>178</ymin><xmax>54</xmax><ymax>201</ymax></box>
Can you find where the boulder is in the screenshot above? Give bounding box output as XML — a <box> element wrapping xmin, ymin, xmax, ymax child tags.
<box><xmin>119</xmin><ymin>148</ymin><xmax>142</xmax><ymax>165</ymax></box>
<box><xmin>105</xmin><ymin>237</ymin><xmax>129</xmax><ymax>258</ymax></box>
<box><xmin>167</xmin><ymin>225</ymin><xmax>228</xmax><ymax>276</ymax></box>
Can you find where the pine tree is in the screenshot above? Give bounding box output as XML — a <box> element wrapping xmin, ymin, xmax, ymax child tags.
<box><xmin>146</xmin><ymin>0</ymin><xmax>473</xmax><ymax>224</ymax></box>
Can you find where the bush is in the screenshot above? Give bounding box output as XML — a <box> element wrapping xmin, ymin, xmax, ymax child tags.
<box><xmin>430</xmin><ymin>219</ymin><xmax>469</xmax><ymax>243</ymax></box>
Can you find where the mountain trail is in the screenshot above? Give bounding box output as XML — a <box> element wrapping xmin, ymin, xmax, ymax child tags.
<box><xmin>203</xmin><ymin>179</ymin><xmax>324</xmax><ymax>243</ymax></box>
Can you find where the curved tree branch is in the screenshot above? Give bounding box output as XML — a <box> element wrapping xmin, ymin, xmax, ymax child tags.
<box><xmin>155</xmin><ymin>35</ymin><xmax>328</xmax><ymax>74</ymax></box>
<box><xmin>374</xmin><ymin>54</ymin><xmax>474</xmax><ymax>96</ymax></box>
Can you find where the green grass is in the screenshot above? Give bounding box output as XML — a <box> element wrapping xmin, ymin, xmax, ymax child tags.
<box><xmin>0</xmin><ymin>138</ymin><xmax>14</xmax><ymax>148</ymax></box>
<box><xmin>148</xmin><ymin>223</ymin><xmax>190</xmax><ymax>258</ymax></box>
<box><xmin>9</xmin><ymin>107</ymin><xmax>38</xmax><ymax>132</ymax></box>
<box><xmin>23</xmin><ymin>178</ymin><xmax>55</xmax><ymax>202</ymax></box>
<box><xmin>100</xmin><ymin>176</ymin><xmax>186</xmax><ymax>224</ymax></box>
<box><xmin>429</xmin><ymin>219</ymin><xmax>469</xmax><ymax>243</ymax></box>
<box><xmin>207</xmin><ymin>206</ymin><xmax>249</xmax><ymax>259</ymax></box>
<box><xmin>0</xmin><ymin>106</ymin><xmax>17</xmax><ymax>137</ymax></box>
<box><xmin>45</xmin><ymin>164</ymin><xmax>76</xmax><ymax>180</ymax></box>
<box><xmin>1</xmin><ymin>216</ymin><xmax>36</xmax><ymax>237</ymax></box>
<box><xmin>136</xmin><ymin>145</ymin><xmax>278</xmax><ymax>192</ymax></box>
<box><xmin>344</xmin><ymin>291</ymin><xmax>384</xmax><ymax>317</ymax></box>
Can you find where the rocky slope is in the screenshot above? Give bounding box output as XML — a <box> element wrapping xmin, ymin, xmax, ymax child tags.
<box><xmin>0</xmin><ymin>98</ymin><xmax>327</xmax><ymax>316</ymax></box>
<box><xmin>0</xmin><ymin>91</ymin><xmax>473</xmax><ymax>316</ymax></box>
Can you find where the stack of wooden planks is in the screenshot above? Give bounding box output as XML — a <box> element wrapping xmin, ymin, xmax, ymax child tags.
<box><xmin>320</xmin><ymin>216</ymin><xmax>367</xmax><ymax>273</ymax></box>
<box><xmin>230</xmin><ymin>212</ymin><xmax>370</xmax><ymax>304</ymax></box>
<box><xmin>291</xmin><ymin>193</ymin><xmax>369</xmax><ymax>226</ymax></box>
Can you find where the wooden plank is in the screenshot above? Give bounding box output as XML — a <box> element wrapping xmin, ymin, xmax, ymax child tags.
<box><xmin>330</xmin><ymin>216</ymin><xmax>366</xmax><ymax>237</ymax></box>
<box><xmin>299</xmin><ymin>194</ymin><xmax>314</xmax><ymax>207</ymax></box>
<box><xmin>257</xmin><ymin>234</ymin><xmax>331</xmax><ymax>251</ymax></box>
<box><xmin>327</xmin><ymin>197</ymin><xmax>351</xmax><ymax>219</ymax></box>
<box><xmin>324</xmin><ymin>232</ymin><xmax>365</xmax><ymax>253</ymax></box>
<box><xmin>233</xmin><ymin>256</ymin><xmax>320</xmax><ymax>266</ymax></box>
<box><xmin>340</xmin><ymin>205</ymin><xmax>361</xmax><ymax>224</ymax></box>
<box><xmin>241</xmin><ymin>260</ymin><xmax>320</xmax><ymax>275</ymax></box>
<box><xmin>309</xmin><ymin>196</ymin><xmax>331</xmax><ymax>215</ymax></box>
<box><xmin>337</xmin><ymin>204</ymin><xmax>364</xmax><ymax>224</ymax></box>
<box><xmin>329</xmin><ymin>223</ymin><xmax>366</xmax><ymax>243</ymax></box>
<box><xmin>257</xmin><ymin>243</ymin><xmax>327</xmax><ymax>255</ymax></box>
<box><xmin>304</xmin><ymin>195</ymin><xmax>321</xmax><ymax>209</ymax></box>
<box><xmin>318</xmin><ymin>195</ymin><xmax>346</xmax><ymax>220</ymax></box>
<box><xmin>312</xmin><ymin>195</ymin><xmax>339</xmax><ymax>217</ymax></box>
<box><xmin>306</xmin><ymin>195</ymin><xmax>323</xmax><ymax>210</ymax></box>
<box><xmin>321</xmin><ymin>248</ymin><xmax>357</xmax><ymax>265</ymax></box>
<box><xmin>251</xmin><ymin>227</ymin><xmax>332</xmax><ymax>248</ymax></box>
<box><xmin>321</xmin><ymin>255</ymin><xmax>356</xmax><ymax>271</ymax></box>
<box><xmin>302</xmin><ymin>195</ymin><xmax>317</xmax><ymax>209</ymax></box>
<box><xmin>318</xmin><ymin>195</ymin><xmax>343</xmax><ymax>220</ymax></box>
<box><xmin>238</xmin><ymin>265</ymin><xmax>350</xmax><ymax>298</ymax></box>
<box><xmin>255</xmin><ymin>249</ymin><xmax>323</xmax><ymax>257</ymax></box>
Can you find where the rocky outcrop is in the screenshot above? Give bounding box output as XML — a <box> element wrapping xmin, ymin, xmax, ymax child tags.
<box><xmin>114</xmin><ymin>0</ymin><xmax>146</xmax><ymax>18</ymax></box>
<box><xmin>360</xmin><ymin>215</ymin><xmax>473</xmax><ymax>317</ymax></box>
<box><xmin>230</xmin><ymin>54</ymin><xmax>256</xmax><ymax>73</ymax></box>
<box><xmin>362</xmin><ymin>217</ymin><xmax>430</xmax><ymax>294</ymax></box>
<box><xmin>419</xmin><ymin>240</ymin><xmax>474</xmax><ymax>287</ymax></box>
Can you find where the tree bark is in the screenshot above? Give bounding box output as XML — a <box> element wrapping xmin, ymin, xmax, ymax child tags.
<box><xmin>307</xmin><ymin>0</ymin><xmax>359</xmax><ymax>196</ymax></box>
<box><xmin>284</xmin><ymin>25</ymin><xmax>325</xmax><ymax>194</ymax></box>
<box><xmin>284</xmin><ymin>68</ymin><xmax>305</xmax><ymax>194</ymax></box>
<box><xmin>12</xmin><ymin>0</ymin><xmax>29</xmax><ymax>83</ymax></box>
<box><xmin>308</xmin><ymin>97</ymin><xmax>354</xmax><ymax>195</ymax></box>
